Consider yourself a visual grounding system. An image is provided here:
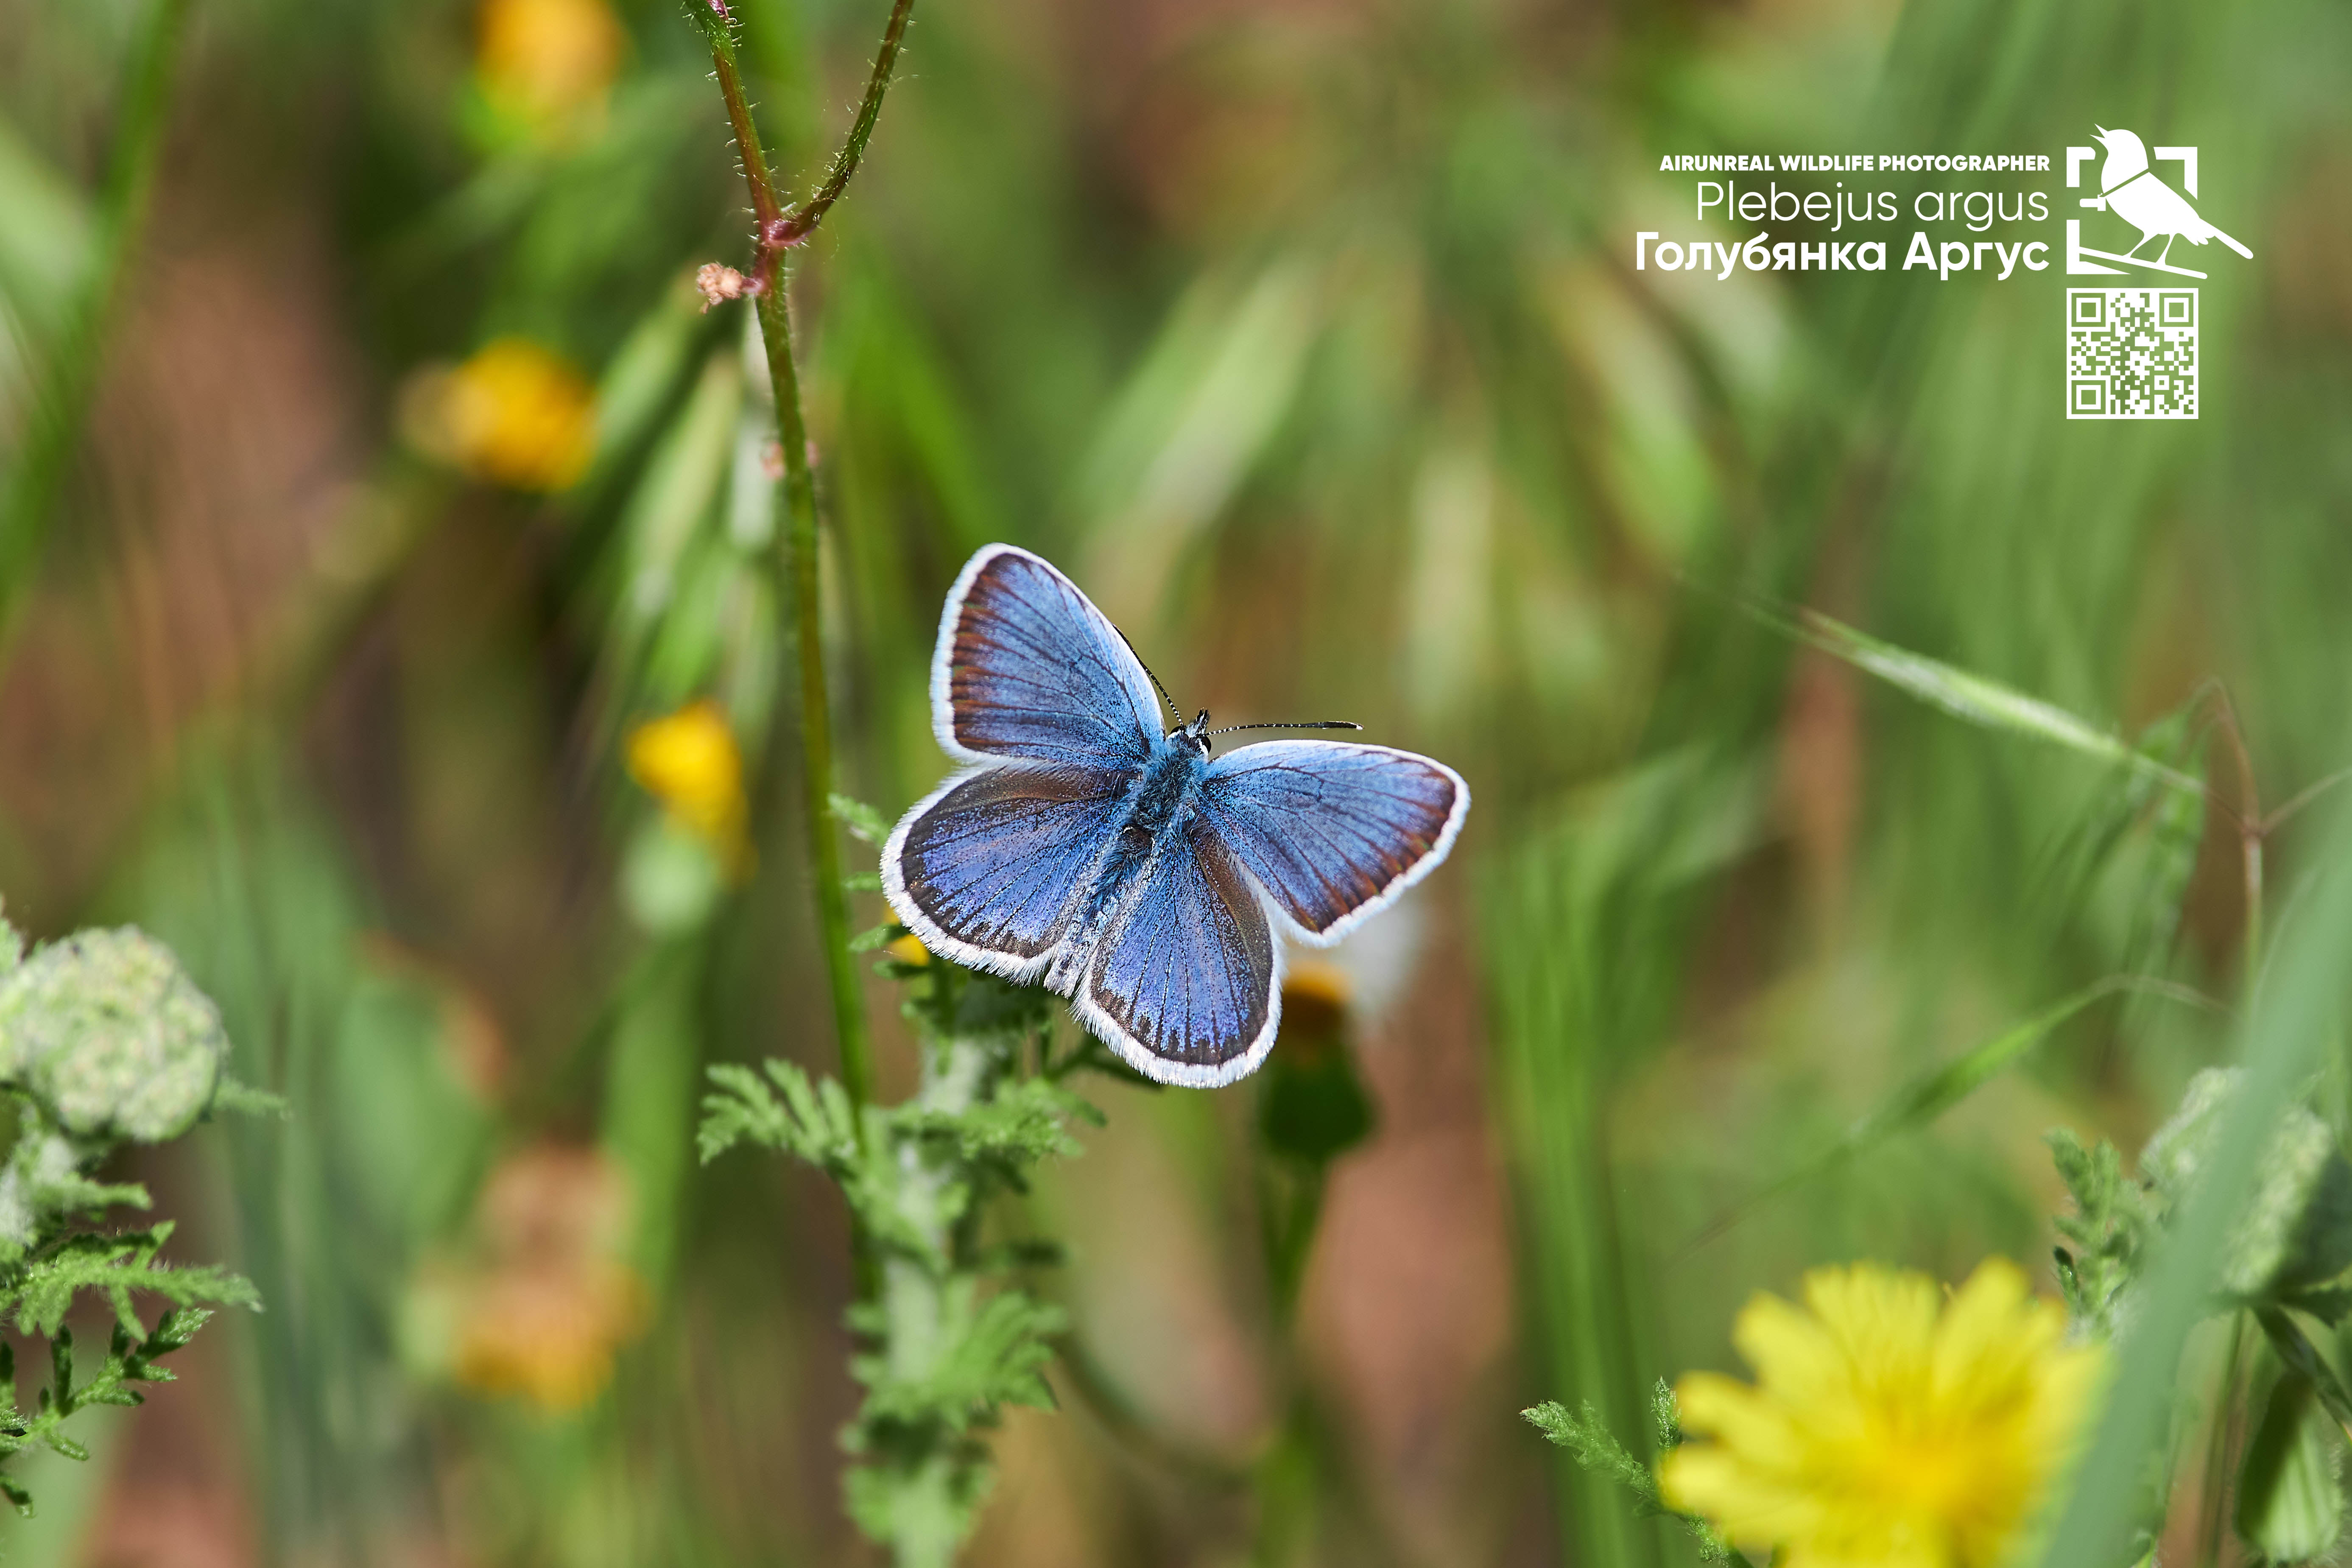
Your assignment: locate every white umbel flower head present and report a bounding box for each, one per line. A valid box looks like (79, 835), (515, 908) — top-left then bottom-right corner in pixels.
(0, 927), (231, 1143)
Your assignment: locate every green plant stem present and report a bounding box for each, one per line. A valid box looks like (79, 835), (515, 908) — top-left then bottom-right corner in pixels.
(697, 7), (918, 1122)
(874, 1025), (991, 1568)
(2192, 1313), (2245, 1568)
(775, 0), (916, 246)
(2215, 693), (2265, 987)
(1251, 1164), (1322, 1568)
(763, 285), (874, 1118)
(2243, 831), (2265, 986)
(0, 0), (187, 631)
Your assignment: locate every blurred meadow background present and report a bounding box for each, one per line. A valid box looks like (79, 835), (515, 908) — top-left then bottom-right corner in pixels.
(2, 0), (2350, 1561)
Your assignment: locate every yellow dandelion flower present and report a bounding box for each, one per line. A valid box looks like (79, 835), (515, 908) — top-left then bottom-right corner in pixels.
(1661, 1258), (2103, 1568)
(884, 933), (930, 966)
(404, 338), (597, 491)
(476, 0), (626, 141)
(626, 700), (750, 870)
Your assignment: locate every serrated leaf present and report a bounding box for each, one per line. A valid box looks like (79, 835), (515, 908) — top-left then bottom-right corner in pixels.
(144, 1305), (212, 1355)
(1523, 1401), (1657, 1505)
(697, 1062), (793, 1161)
(2047, 1128), (2153, 1338)
(849, 921), (899, 953)
(829, 794), (893, 846)
(698, 1059), (864, 1172)
(1522, 1399), (1752, 1563)
(10, 1229), (255, 1338)
(206, 1077), (291, 1119)
(1651, 1378), (1682, 1452)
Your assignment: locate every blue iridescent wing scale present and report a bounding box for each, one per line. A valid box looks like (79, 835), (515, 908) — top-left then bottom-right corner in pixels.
(930, 545), (1165, 769)
(1075, 816), (1280, 1088)
(1197, 740), (1470, 944)
(882, 765), (1129, 980)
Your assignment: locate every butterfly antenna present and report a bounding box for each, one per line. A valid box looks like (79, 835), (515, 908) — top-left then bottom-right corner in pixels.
(1206, 720), (1363, 736)
(1113, 623), (1185, 727)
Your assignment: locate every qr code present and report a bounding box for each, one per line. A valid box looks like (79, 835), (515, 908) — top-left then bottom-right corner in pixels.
(2067, 289), (2196, 419)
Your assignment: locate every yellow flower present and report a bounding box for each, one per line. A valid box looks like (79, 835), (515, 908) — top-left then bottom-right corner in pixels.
(404, 338), (596, 491)
(476, 0), (625, 141)
(449, 1146), (648, 1414)
(453, 1263), (648, 1412)
(884, 933), (930, 966)
(626, 700), (750, 870)
(1661, 1258), (2102, 1568)
(1279, 957), (1352, 1037)
(1279, 950), (1355, 1062)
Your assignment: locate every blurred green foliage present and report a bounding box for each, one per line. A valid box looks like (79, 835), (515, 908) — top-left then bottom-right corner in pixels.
(0, 0), (2348, 1560)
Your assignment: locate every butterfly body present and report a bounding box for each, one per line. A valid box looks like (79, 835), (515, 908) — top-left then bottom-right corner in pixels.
(883, 545), (1468, 1087)
(1039, 735), (1208, 992)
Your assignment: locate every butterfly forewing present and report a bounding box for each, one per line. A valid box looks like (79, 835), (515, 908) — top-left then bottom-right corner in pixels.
(884, 765), (1130, 976)
(1078, 816), (1279, 1087)
(936, 545), (1164, 769)
(1199, 740), (1468, 943)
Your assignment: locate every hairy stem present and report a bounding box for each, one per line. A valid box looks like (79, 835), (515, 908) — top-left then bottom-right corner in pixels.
(778, 0), (916, 246)
(0, 0), (188, 634)
(696, 7), (907, 1121)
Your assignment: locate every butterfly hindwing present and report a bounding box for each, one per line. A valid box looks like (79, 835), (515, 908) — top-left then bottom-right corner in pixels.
(1198, 740), (1469, 943)
(933, 545), (1165, 769)
(1077, 815), (1279, 1087)
(882, 764), (1130, 978)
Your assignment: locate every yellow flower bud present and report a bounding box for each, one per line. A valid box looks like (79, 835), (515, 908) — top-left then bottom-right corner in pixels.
(405, 338), (596, 492)
(626, 701), (750, 872)
(476, 0), (626, 143)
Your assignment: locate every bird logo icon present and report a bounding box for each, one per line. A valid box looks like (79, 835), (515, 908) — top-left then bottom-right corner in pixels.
(2067, 128), (2252, 279)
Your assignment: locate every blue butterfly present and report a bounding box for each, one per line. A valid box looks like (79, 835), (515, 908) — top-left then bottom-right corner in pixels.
(880, 545), (1470, 1087)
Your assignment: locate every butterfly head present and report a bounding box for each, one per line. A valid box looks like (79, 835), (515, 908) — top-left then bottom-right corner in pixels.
(1178, 711), (1216, 757)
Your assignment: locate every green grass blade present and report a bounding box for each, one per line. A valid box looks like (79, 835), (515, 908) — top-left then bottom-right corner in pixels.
(0, 0), (188, 631)
(0, 117), (94, 323)
(2036, 796), (2352, 1566)
(1841, 979), (2133, 1147)
(1746, 601), (2208, 805)
(1682, 976), (2207, 1256)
